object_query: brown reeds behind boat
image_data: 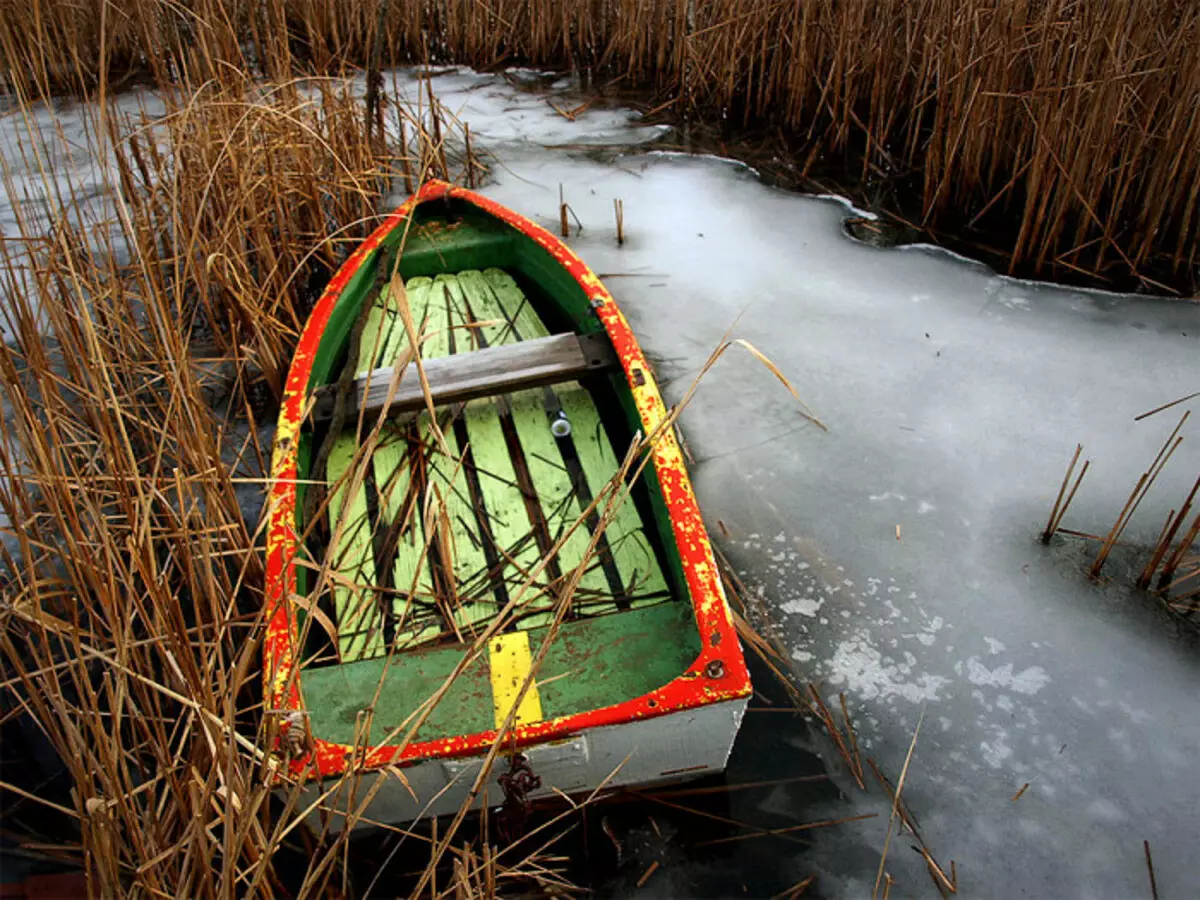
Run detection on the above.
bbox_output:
[2,0,1198,294]
[0,22,522,894]
[0,14,824,886]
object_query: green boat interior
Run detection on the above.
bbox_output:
[294,200,703,745]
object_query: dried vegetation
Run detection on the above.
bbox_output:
[1042,406,1199,622]
[4,0,1200,292]
[3,0,1194,895]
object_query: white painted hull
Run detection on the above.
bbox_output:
[301,697,748,829]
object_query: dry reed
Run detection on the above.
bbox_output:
[1041,415,1199,624]
[0,10,558,895]
[0,13,826,886]
[3,0,1199,293]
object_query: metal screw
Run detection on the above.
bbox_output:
[705,659,725,679]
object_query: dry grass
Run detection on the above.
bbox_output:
[0,12,547,895]
[0,10,830,891]
[3,0,1199,293]
[1042,412,1200,621]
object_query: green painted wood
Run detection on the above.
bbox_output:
[458,396,550,615]
[304,627,496,746]
[374,276,434,375]
[556,385,668,605]
[323,277,407,660]
[503,386,612,621]
[372,427,440,649]
[466,270,612,621]
[481,269,666,610]
[326,264,670,658]
[420,276,495,636]
[440,271,549,620]
[482,268,545,343]
[302,600,700,745]
[369,280,441,648]
[422,419,496,635]
[326,435,385,661]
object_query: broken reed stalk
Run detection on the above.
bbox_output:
[1139,474,1200,587]
[1144,840,1159,900]
[559,184,570,238]
[1051,459,1090,538]
[1042,444,1082,543]
[868,757,957,896]
[915,846,958,899]
[805,686,865,790]
[872,713,924,900]
[867,760,921,838]
[779,874,815,899]
[1135,391,1200,422]
[464,123,475,189]
[614,198,625,246]
[1159,511,1200,593]
[1091,413,1188,577]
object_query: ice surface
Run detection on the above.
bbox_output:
[4,67,1199,897]
[444,126,1199,896]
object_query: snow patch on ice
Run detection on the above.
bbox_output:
[781,597,824,617]
[823,631,949,703]
[965,657,1051,695]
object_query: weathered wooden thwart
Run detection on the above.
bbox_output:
[264,181,750,825]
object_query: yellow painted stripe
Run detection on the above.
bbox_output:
[488,631,543,729]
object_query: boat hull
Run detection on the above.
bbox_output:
[264,181,751,815]
[301,697,748,829]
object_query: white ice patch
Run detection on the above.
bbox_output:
[965,657,1050,695]
[823,631,949,703]
[980,734,1013,769]
[781,597,824,617]
[984,637,1007,655]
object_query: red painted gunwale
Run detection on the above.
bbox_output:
[264,180,750,779]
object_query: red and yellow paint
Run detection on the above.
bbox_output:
[264,181,751,778]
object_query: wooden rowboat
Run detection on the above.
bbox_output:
[264,180,750,825]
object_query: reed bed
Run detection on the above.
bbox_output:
[1041,410,1200,622]
[0,14,836,891]
[3,0,1199,293]
[0,21,548,894]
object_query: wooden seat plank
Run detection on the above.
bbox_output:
[309,332,617,422]
[439,272,551,621]
[372,429,440,649]
[326,436,385,661]
[475,270,613,619]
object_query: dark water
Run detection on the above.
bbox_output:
[320,651,843,898]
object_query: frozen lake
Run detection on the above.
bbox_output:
[429,70,1200,898]
[3,67,1199,897]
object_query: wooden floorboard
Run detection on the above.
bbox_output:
[556,386,668,606]
[373,429,439,649]
[465,271,612,624]
[326,436,385,661]
[326,267,668,656]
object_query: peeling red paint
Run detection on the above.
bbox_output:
[265,181,751,779]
